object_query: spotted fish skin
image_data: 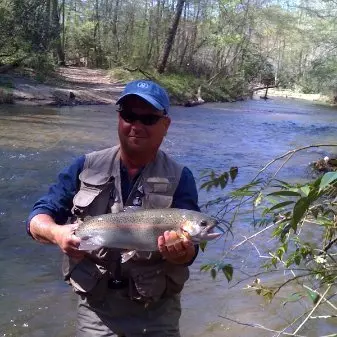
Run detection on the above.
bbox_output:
[75,208,218,251]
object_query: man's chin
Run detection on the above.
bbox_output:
[127,139,148,152]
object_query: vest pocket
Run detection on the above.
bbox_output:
[143,193,173,209]
[73,169,114,215]
[142,178,175,209]
[63,257,108,300]
[127,264,167,302]
[164,263,189,296]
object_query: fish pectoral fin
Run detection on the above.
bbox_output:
[121,250,153,263]
[121,250,137,263]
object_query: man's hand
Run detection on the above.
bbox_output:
[30,214,85,260]
[53,223,86,260]
[158,230,195,265]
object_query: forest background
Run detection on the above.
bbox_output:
[1,0,337,103]
[1,1,337,334]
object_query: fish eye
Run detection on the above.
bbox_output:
[200,220,208,227]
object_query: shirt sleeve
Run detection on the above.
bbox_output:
[172,167,200,212]
[26,155,85,235]
[172,167,200,265]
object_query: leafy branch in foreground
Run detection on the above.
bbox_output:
[199,144,337,335]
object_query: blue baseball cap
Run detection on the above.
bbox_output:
[116,80,170,114]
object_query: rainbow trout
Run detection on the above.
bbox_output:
[75,208,220,252]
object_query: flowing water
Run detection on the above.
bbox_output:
[0,98,337,337]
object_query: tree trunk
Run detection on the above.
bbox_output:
[157,0,185,73]
[186,0,201,66]
[62,0,65,58]
[112,0,120,60]
[51,0,65,65]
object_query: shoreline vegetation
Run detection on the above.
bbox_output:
[0,66,333,107]
[0,65,241,107]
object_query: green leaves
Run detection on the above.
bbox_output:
[222,264,233,282]
[200,167,238,192]
[200,262,233,282]
[199,241,207,252]
[267,190,302,197]
[319,172,337,192]
[268,200,295,212]
[306,289,320,304]
[199,150,337,316]
[291,197,310,231]
[229,167,238,182]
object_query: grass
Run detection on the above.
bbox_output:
[109,67,235,105]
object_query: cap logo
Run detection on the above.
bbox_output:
[137,82,149,89]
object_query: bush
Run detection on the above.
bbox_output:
[23,53,55,82]
[109,66,245,104]
[109,67,143,83]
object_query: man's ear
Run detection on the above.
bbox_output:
[163,116,171,131]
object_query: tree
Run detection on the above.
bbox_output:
[157,0,186,73]
[51,0,65,65]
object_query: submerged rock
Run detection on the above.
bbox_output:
[312,156,337,172]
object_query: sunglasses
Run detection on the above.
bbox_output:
[119,109,165,126]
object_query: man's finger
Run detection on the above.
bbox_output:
[173,240,184,252]
[70,234,81,246]
[182,238,193,249]
[164,231,177,254]
[158,235,167,253]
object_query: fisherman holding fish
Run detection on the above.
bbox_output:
[27,80,219,337]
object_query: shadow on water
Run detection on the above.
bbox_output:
[1,99,337,336]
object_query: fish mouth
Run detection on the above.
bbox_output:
[198,219,223,242]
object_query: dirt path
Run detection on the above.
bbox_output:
[4,67,125,106]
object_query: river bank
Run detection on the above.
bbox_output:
[0,67,125,106]
[0,66,235,107]
[254,87,331,103]
[0,66,331,107]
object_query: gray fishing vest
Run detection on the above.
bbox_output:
[62,146,190,303]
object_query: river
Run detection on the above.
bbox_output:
[0,98,336,336]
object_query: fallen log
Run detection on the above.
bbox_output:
[184,86,205,107]
[123,66,154,80]
[251,85,278,92]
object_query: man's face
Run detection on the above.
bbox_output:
[118,96,171,157]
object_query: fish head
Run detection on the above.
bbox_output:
[180,215,222,243]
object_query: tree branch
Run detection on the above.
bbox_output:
[293,285,332,334]
[218,315,307,337]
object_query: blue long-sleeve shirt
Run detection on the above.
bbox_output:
[27,156,201,264]
[27,156,200,230]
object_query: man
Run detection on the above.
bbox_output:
[27,80,200,336]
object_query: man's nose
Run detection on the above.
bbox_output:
[130,120,144,131]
